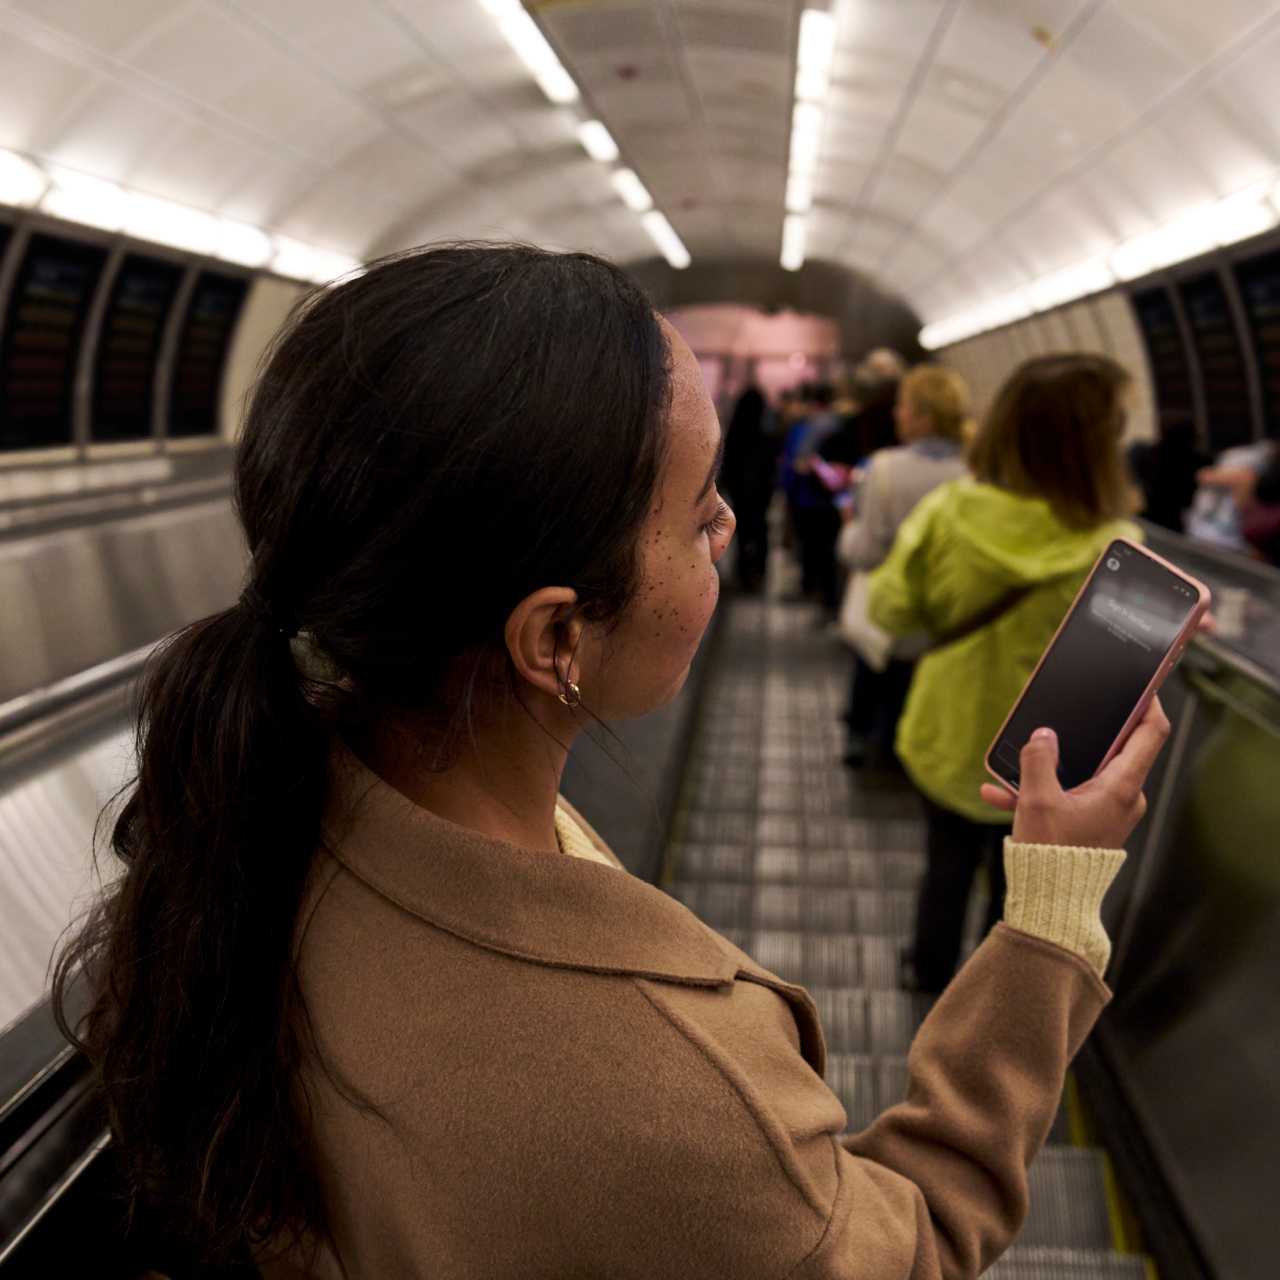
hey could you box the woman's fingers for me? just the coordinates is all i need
[1100,697,1170,802]
[980,782,1017,811]
[1017,728,1062,805]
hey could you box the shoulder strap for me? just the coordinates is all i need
[926,570,1077,654]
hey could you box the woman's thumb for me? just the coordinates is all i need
[1019,727,1061,798]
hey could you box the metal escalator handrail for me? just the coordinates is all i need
[1138,518,1280,591]
[0,474,232,539]
[1184,667,1280,739]
[0,644,155,742]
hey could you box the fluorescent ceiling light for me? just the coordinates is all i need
[792,100,824,142]
[790,101,825,174]
[611,168,652,212]
[785,172,813,215]
[577,120,619,163]
[798,8,835,70]
[216,218,274,268]
[795,65,829,103]
[1028,256,1114,311]
[271,237,322,281]
[781,213,807,272]
[41,167,128,232]
[919,320,964,352]
[641,210,690,269]
[1109,233,1157,282]
[307,250,362,285]
[272,237,361,284]
[1146,207,1219,267]
[124,192,217,255]
[921,322,952,353]
[794,8,834,102]
[0,148,47,207]
[486,4,578,104]
[796,8,835,100]
[1211,182,1276,246]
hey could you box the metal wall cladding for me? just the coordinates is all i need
[0,498,245,704]
[0,723,132,1030]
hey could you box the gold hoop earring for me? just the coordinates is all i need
[558,679,582,708]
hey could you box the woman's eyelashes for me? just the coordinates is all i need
[701,499,734,540]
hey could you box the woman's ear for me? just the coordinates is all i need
[504,586,582,703]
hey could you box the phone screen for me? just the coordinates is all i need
[988,541,1200,791]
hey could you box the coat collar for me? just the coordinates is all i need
[319,744,740,987]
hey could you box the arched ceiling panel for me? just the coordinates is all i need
[3,0,1280,332]
[6,0,180,55]
[1122,0,1277,63]
[0,24,99,145]
[1159,95,1274,195]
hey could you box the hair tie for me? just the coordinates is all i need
[238,585,298,638]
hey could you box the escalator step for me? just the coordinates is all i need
[1022,1150,1115,1249]
[667,842,925,889]
[739,932,906,988]
[670,882,915,935]
[990,1247,1147,1278]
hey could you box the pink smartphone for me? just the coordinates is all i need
[985,537,1211,796]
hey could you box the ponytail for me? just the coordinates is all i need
[53,598,331,1263]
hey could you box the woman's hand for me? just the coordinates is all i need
[978,697,1171,848]
[1196,465,1258,507]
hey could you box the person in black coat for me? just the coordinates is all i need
[720,383,779,593]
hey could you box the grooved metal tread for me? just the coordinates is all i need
[668,842,925,888]
[671,880,916,934]
[991,1246,1147,1278]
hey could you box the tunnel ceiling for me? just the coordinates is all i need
[1,0,1278,327]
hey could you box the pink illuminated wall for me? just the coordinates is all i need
[665,304,843,411]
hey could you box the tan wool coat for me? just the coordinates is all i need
[261,745,1123,1279]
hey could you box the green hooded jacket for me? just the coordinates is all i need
[868,476,1140,823]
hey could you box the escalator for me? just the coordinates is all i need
[666,596,1151,1279]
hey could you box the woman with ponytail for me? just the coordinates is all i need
[56,245,1169,1278]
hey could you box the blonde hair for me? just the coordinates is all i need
[900,365,971,442]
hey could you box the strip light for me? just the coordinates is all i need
[0,149,360,286]
[272,237,362,285]
[41,167,128,232]
[577,120,619,163]
[611,168,653,212]
[781,7,835,271]
[124,192,218,256]
[481,0,578,104]
[216,219,275,269]
[920,179,1280,350]
[781,214,807,272]
[0,148,47,207]
[641,211,690,270]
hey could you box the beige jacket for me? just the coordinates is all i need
[838,440,967,574]
[263,746,1123,1279]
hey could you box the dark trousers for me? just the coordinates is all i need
[846,655,914,764]
[732,499,770,591]
[909,794,1010,992]
[794,504,841,611]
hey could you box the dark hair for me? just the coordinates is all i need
[52,243,672,1265]
[810,382,835,407]
[968,353,1133,528]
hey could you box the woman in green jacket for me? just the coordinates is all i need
[868,354,1140,993]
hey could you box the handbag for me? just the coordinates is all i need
[839,569,894,671]
[837,459,895,671]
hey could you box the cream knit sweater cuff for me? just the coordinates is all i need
[1001,840,1127,980]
